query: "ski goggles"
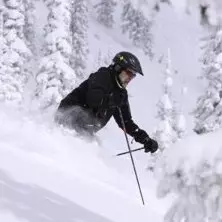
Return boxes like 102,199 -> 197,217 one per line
125,69 -> 137,79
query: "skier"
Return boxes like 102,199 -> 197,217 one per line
55,51 -> 158,153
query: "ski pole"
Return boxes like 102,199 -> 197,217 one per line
116,146 -> 145,156
118,107 -> 145,205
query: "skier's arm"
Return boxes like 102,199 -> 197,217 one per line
113,100 -> 139,137
58,88 -> 79,110
114,101 -> 159,153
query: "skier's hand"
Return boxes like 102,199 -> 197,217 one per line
133,129 -> 149,144
144,138 -> 159,153
133,129 -> 159,153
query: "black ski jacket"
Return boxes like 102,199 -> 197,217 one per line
57,66 -> 140,137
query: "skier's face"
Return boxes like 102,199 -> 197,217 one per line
119,69 -> 136,88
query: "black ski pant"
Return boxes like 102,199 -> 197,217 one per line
55,106 -> 101,135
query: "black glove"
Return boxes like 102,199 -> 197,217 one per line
144,138 -> 158,153
133,129 -> 149,144
133,129 -> 158,153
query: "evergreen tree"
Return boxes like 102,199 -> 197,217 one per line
0,7 -> 4,37
0,0 -> 31,103
153,50 -> 175,151
153,50 -> 186,151
93,48 -> 113,71
70,0 -> 89,79
175,112 -> 186,138
121,1 -> 134,34
153,0 -> 172,12
194,27 -> 222,134
94,0 -> 116,28
121,0 -> 153,58
0,7 -> 7,102
172,100 -> 187,139
23,0 -> 36,54
35,0 -> 74,109
197,0 -> 222,27
93,49 -> 103,71
103,48 -> 113,66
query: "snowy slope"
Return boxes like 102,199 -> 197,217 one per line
0,105 -> 168,222
0,1 -> 205,222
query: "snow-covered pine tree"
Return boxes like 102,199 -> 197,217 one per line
23,0 -> 36,54
197,0 -> 222,27
153,50 -> 175,151
93,49 -> 103,71
70,0 -> 89,79
194,26 -> 222,134
0,7 -> 6,102
93,48 -> 113,71
173,106 -> 187,139
35,0 -> 74,109
103,48 -> 113,66
171,106 -> 186,140
121,0 -> 153,58
0,0 -> 31,103
0,7 -> 4,37
121,1 -> 134,34
156,130 -> 222,222
94,0 -> 116,28
153,0 -> 172,12
172,86 -> 187,139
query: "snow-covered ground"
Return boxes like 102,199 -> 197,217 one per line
0,105 -> 169,222
0,1 -> 212,222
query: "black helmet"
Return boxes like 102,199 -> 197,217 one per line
112,51 -> 144,76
